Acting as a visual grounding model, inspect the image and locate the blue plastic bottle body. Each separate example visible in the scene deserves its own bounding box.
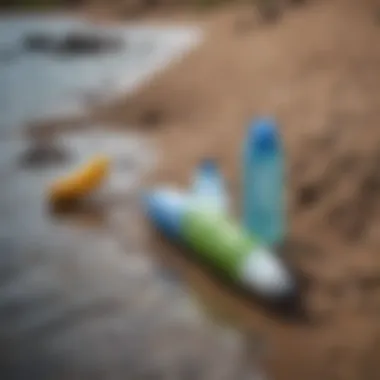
[242,121,285,247]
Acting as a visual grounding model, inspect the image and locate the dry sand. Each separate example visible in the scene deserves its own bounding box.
[89,0,380,379]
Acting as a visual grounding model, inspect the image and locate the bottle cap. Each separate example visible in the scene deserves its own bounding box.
[142,188,188,240]
[248,117,280,154]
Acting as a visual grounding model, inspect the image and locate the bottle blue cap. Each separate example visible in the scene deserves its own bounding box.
[248,117,280,154]
[142,188,188,240]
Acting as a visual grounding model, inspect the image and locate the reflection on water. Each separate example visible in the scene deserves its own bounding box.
[0,15,202,134]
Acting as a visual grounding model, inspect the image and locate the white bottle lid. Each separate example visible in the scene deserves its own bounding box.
[239,248,293,298]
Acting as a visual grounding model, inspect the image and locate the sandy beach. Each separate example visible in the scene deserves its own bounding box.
[89,1,380,378]
[4,0,380,378]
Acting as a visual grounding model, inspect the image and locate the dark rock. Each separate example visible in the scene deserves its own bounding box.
[58,33,124,55]
[22,33,56,52]
[22,32,124,56]
[18,142,69,169]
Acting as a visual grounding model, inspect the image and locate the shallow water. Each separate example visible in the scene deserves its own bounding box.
[0,128,267,379]
[0,129,155,239]
[0,15,266,379]
[0,14,202,135]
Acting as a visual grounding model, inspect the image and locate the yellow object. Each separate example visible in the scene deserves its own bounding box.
[48,155,110,203]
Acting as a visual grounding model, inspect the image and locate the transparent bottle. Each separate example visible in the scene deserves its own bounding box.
[242,118,285,247]
[191,158,229,214]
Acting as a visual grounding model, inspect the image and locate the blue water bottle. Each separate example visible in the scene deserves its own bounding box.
[242,117,285,247]
[191,158,229,214]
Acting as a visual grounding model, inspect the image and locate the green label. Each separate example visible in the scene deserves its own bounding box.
[182,209,256,279]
